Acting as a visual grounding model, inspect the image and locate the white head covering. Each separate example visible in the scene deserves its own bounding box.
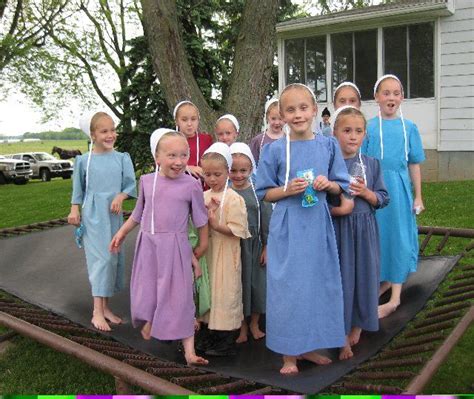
[78,111,103,208]
[279,83,317,192]
[230,142,261,239]
[373,74,408,161]
[333,82,361,104]
[217,114,240,133]
[149,128,176,235]
[203,142,233,223]
[332,105,367,185]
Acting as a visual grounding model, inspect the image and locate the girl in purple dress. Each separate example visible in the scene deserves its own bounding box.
[110,128,209,366]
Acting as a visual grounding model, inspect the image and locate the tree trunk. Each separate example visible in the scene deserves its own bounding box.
[140,0,279,141]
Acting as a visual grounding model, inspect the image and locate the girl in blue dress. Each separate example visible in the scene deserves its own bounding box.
[256,83,350,374]
[362,74,425,319]
[68,111,137,331]
[330,106,389,360]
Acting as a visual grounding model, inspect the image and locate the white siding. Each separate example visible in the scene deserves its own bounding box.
[439,0,474,151]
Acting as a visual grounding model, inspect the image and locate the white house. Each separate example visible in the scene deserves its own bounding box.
[276,0,473,181]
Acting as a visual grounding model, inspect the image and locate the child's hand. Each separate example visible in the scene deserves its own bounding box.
[207,197,220,212]
[208,208,218,229]
[194,319,201,331]
[413,197,425,215]
[260,246,267,266]
[68,208,81,226]
[313,175,331,192]
[349,177,367,197]
[194,245,206,259]
[109,231,125,253]
[187,165,204,179]
[286,177,308,196]
[110,195,124,214]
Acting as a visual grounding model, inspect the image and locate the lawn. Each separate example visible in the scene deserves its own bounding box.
[0,179,473,394]
[0,140,89,156]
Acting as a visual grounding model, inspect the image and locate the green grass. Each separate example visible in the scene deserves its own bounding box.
[0,180,473,394]
[0,140,89,156]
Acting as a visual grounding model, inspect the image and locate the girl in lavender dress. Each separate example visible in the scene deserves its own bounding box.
[110,128,209,365]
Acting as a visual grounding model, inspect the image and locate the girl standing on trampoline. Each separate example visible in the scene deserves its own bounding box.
[109,129,209,366]
[362,74,425,319]
[68,111,137,332]
[256,83,350,374]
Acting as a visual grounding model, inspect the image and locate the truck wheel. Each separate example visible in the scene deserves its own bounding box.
[14,178,28,185]
[40,169,51,182]
[0,173,6,185]
[62,174,72,179]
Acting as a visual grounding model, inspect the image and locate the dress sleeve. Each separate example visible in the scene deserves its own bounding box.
[255,143,279,201]
[259,199,272,245]
[225,192,251,239]
[408,122,426,164]
[121,152,137,198]
[249,134,262,164]
[190,178,208,228]
[370,157,390,210]
[328,137,350,194]
[131,176,145,224]
[71,155,85,205]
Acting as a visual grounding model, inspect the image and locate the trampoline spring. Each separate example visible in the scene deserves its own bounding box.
[443,285,474,297]
[81,342,140,355]
[0,304,49,314]
[449,279,474,289]
[341,382,402,394]
[14,315,71,325]
[103,350,156,361]
[378,344,435,358]
[413,311,463,328]
[419,231,433,256]
[435,231,451,254]
[435,292,474,307]
[170,373,229,385]
[36,322,91,334]
[243,386,282,395]
[426,302,470,317]
[0,298,16,303]
[70,336,129,348]
[460,264,474,272]
[197,379,256,394]
[404,321,454,338]
[391,333,445,350]
[453,272,474,281]
[123,358,179,368]
[358,357,424,370]
[146,367,203,376]
[352,371,415,380]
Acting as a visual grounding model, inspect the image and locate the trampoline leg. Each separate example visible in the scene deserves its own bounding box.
[115,376,132,394]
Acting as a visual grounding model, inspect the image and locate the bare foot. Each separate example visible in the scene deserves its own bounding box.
[92,313,111,332]
[348,327,362,346]
[249,323,266,340]
[339,344,354,360]
[236,332,248,344]
[280,355,298,375]
[300,350,332,365]
[378,301,400,319]
[103,308,123,325]
[141,321,152,340]
[185,353,209,365]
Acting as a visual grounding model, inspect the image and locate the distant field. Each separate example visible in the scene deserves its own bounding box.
[0,140,89,156]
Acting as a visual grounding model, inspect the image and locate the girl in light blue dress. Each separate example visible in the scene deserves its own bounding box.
[68,111,136,331]
[362,74,425,319]
[256,84,350,375]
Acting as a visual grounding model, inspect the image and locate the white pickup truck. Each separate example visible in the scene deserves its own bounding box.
[9,152,73,182]
[0,155,32,184]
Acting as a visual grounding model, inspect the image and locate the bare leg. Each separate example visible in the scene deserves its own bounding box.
[141,321,152,340]
[339,336,354,360]
[249,313,265,340]
[378,283,402,319]
[182,335,209,365]
[236,319,249,343]
[103,297,123,324]
[348,326,362,346]
[379,281,392,297]
[280,355,298,374]
[91,297,111,331]
[299,350,332,365]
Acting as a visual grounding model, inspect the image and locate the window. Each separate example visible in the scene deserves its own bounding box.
[331,29,377,100]
[285,36,327,102]
[384,22,434,98]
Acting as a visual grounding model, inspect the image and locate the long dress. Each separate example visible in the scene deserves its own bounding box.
[330,154,390,334]
[202,188,251,331]
[233,185,272,317]
[362,117,425,284]
[71,151,136,297]
[256,135,350,356]
[130,173,208,340]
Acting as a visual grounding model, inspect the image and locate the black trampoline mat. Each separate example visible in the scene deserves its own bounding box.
[0,225,459,393]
